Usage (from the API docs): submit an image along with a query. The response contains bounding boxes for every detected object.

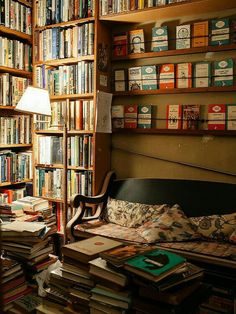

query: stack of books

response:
[2,255,32,312]
[46,236,122,312]
[1,221,57,284]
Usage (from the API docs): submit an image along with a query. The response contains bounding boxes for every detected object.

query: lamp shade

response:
[15,86,51,116]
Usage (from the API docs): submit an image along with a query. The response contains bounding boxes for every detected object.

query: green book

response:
[124,249,186,282]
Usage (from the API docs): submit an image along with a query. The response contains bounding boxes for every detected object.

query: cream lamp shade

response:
[15,86,51,116]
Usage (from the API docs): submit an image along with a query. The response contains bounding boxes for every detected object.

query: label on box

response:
[192,21,209,47]
[112,105,124,118]
[151,26,168,52]
[226,104,236,130]
[211,19,230,46]
[128,67,142,91]
[159,64,175,89]
[141,66,157,90]
[213,59,233,87]
[114,69,126,91]
[176,25,191,49]
[176,63,192,88]
[166,104,182,129]
[208,104,226,130]
[194,62,211,88]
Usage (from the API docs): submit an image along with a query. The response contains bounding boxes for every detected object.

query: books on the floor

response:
[124,249,186,282]
[13,196,49,211]
[62,236,122,263]
[1,221,47,237]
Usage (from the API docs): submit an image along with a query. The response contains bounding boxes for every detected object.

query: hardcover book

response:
[192,21,209,47]
[61,236,122,263]
[141,65,157,90]
[182,104,200,130]
[213,59,234,87]
[211,18,230,46]
[151,26,168,52]
[226,104,236,130]
[129,29,145,54]
[166,104,182,129]
[208,104,226,130]
[128,67,142,91]
[159,64,175,89]
[124,249,186,282]
[176,63,192,88]
[194,62,211,88]
[176,24,191,49]
[113,32,128,57]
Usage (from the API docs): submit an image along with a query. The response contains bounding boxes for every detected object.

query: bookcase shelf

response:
[114,86,236,96]
[68,166,94,171]
[34,55,95,66]
[0,26,32,43]
[112,44,236,61]
[112,129,236,136]
[35,164,64,169]
[18,0,32,8]
[99,0,236,23]
[0,66,32,78]
[0,179,32,187]
[34,17,95,31]
[0,144,32,149]
[50,93,94,101]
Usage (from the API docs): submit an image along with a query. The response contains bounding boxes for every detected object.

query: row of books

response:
[35,0,95,27]
[0,73,31,107]
[114,59,234,92]
[0,115,32,145]
[67,169,93,197]
[35,99,94,131]
[0,150,32,184]
[68,135,93,168]
[36,61,94,95]
[0,0,32,34]
[0,186,26,205]
[113,18,236,56]
[100,0,187,15]
[0,36,32,71]
[34,22,94,61]
[37,135,63,165]
[112,104,236,130]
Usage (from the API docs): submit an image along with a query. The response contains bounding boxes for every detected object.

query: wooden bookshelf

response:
[18,0,32,7]
[34,17,95,31]
[0,179,33,187]
[0,144,32,148]
[112,129,236,136]
[0,25,32,43]
[33,55,95,66]
[50,93,94,101]
[0,66,32,78]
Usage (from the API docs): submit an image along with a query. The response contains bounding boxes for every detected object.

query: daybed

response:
[66,171,236,271]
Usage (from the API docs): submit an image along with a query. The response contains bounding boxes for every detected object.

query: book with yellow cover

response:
[192,21,209,47]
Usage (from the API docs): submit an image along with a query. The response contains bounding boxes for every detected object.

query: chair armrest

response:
[66,171,116,241]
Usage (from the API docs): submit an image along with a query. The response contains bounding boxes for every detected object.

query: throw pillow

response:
[190,213,236,242]
[229,229,236,243]
[103,198,168,228]
[136,204,200,243]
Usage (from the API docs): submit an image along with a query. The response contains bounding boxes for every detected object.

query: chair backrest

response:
[109,178,236,217]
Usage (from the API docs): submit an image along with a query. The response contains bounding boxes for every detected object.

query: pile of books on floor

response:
[1,255,32,312]
[1,221,57,286]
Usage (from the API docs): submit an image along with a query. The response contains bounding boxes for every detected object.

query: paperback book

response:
[182,104,200,130]
[194,62,211,88]
[208,104,226,130]
[176,63,192,88]
[128,67,142,91]
[211,18,230,46]
[159,64,175,89]
[113,32,128,57]
[138,105,153,129]
[192,21,209,47]
[176,24,191,49]
[226,104,236,130]
[166,104,182,129]
[129,29,145,54]
[141,65,157,90]
[213,59,234,87]
[114,69,127,92]
[151,26,168,52]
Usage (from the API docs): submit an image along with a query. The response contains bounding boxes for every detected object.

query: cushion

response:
[190,213,236,242]
[229,229,236,244]
[136,204,200,243]
[103,198,168,228]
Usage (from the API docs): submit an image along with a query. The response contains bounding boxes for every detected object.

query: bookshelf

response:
[0,0,33,204]
[32,0,111,235]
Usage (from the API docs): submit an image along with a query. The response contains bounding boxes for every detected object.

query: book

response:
[61,236,122,263]
[182,105,200,130]
[114,69,126,92]
[211,18,230,46]
[194,62,211,88]
[176,24,191,49]
[129,29,145,54]
[141,65,157,90]
[124,249,186,282]
[138,105,152,129]
[213,59,234,87]
[12,196,49,211]
[89,257,129,287]
[124,104,138,128]
[113,32,128,57]
[208,104,226,130]
[1,221,47,237]
[159,64,175,89]
[100,244,157,267]
[166,104,182,129]
[2,256,22,278]
[128,66,142,91]
[151,26,168,51]
[176,63,192,88]
[89,299,126,314]
[226,104,236,130]
[111,105,124,129]
[192,21,209,47]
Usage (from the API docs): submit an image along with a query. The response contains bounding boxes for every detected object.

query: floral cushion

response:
[190,213,236,242]
[136,204,200,243]
[229,229,236,243]
[102,198,168,228]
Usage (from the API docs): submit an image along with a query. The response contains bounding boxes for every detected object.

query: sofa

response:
[66,171,236,271]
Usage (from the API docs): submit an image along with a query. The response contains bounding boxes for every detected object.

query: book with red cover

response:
[113,32,128,57]
[208,104,226,130]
